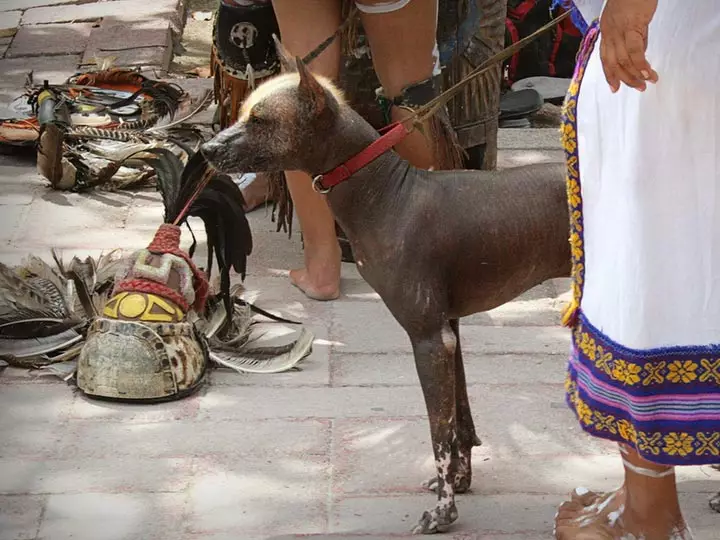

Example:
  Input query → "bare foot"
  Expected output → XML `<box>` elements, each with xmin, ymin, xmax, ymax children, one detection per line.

<box><xmin>289</xmin><ymin>247</ymin><xmax>340</xmax><ymax>301</ymax></box>
<box><xmin>555</xmin><ymin>485</ymin><xmax>692</xmax><ymax>540</ymax></box>
<box><xmin>555</xmin><ymin>487</ymin><xmax>626</xmax><ymax>539</ymax></box>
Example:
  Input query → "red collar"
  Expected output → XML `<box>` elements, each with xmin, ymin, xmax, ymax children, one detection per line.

<box><xmin>311</xmin><ymin>122</ymin><xmax>409</xmax><ymax>193</ymax></box>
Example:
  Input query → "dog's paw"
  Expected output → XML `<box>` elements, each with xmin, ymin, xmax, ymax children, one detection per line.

<box><xmin>411</xmin><ymin>503</ymin><xmax>458</xmax><ymax>535</ymax></box>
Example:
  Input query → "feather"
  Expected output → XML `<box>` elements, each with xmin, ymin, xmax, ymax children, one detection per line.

<box><xmin>209</xmin><ymin>327</ymin><xmax>313</xmax><ymax>374</ymax></box>
<box><xmin>37</xmin><ymin>359</ymin><xmax>78</xmax><ymax>381</ymax></box>
<box><xmin>0</xmin><ymin>262</ymin><xmax>69</xmax><ymax>326</ymax></box>
<box><xmin>0</xmin><ymin>329</ymin><xmax>83</xmax><ymax>365</ymax></box>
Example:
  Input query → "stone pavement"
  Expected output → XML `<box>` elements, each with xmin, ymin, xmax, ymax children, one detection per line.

<box><xmin>0</xmin><ymin>0</ymin><xmax>184</xmax><ymax>107</ymax></box>
<box><xmin>0</xmin><ymin>131</ymin><xmax>718</xmax><ymax>540</ymax></box>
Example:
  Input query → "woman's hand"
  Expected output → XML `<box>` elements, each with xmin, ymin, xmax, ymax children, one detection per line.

<box><xmin>599</xmin><ymin>0</ymin><xmax>659</xmax><ymax>93</ymax></box>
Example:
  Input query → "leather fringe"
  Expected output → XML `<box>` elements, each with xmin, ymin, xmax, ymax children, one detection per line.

<box><xmin>427</xmin><ymin>106</ymin><xmax>466</xmax><ymax>170</ymax></box>
<box><xmin>210</xmin><ymin>45</ymin><xmax>251</xmax><ymax>131</ymax></box>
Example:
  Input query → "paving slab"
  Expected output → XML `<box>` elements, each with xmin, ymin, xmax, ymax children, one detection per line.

<box><xmin>0</xmin><ymin>495</ymin><xmax>45</xmax><ymax>540</ymax></box>
<box><xmin>187</xmin><ymin>455</ymin><xmax>329</xmax><ymax>536</ymax></box>
<box><xmin>331</xmin><ymin>353</ymin><xmax>569</xmax><ymax>387</ymax></box>
<box><xmin>0</xmin><ymin>54</ymin><xmax>80</xmax><ymax>89</ymax></box>
<box><xmin>1</xmin><ymin>0</ymin><xmax>92</xmax><ymax>11</ymax></box>
<box><xmin>330</xmin><ymin>301</ymin><xmax>570</xmax><ymax>354</ymax></box>
<box><xmin>0</xmin><ymin>10</ymin><xmax>21</xmax><ymax>38</ymax></box>
<box><xmin>498</xmin><ymin>128</ymin><xmax>562</xmax><ymax>150</ymax></box>
<box><xmin>0</xmin><ymin>456</ymin><xmax>193</xmax><ymax>495</ymax></box>
<box><xmin>22</xmin><ymin>0</ymin><xmax>184</xmax><ymax>32</ymax></box>
<box><xmin>8</xmin><ymin>22</ymin><xmax>93</xmax><ymax>58</ymax></box>
<box><xmin>61</xmin><ymin>418</ymin><xmax>330</xmax><ymax>459</ymax></box>
<box><xmin>37</xmin><ymin>492</ymin><xmax>188</xmax><ymax>540</ymax></box>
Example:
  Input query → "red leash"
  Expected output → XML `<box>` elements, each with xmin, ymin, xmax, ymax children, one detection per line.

<box><xmin>311</xmin><ymin>121</ymin><xmax>409</xmax><ymax>193</ymax></box>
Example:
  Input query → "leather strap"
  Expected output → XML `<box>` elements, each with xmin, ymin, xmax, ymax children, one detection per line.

<box><xmin>312</xmin><ymin>122</ymin><xmax>409</xmax><ymax>193</ymax></box>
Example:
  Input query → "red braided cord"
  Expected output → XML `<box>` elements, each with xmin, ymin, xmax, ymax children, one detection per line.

<box><xmin>111</xmin><ymin>224</ymin><xmax>209</xmax><ymax>312</ymax></box>
<box><xmin>146</xmin><ymin>224</ymin><xmax>209</xmax><ymax>311</ymax></box>
<box><xmin>114</xmin><ymin>279</ymin><xmax>191</xmax><ymax>313</ymax></box>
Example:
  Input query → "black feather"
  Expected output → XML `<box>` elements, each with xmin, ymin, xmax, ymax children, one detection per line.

<box><xmin>142</xmin><ymin>150</ymin><xmax>253</xmax><ymax>327</ymax></box>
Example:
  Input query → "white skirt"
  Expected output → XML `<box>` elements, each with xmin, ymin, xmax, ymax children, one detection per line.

<box><xmin>576</xmin><ymin>1</ymin><xmax>720</xmax><ymax>350</ymax></box>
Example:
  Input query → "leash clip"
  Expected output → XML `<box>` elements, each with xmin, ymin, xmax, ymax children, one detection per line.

<box><xmin>312</xmin><ymin>174</ymin><xmax>331</xmax><ymax>194</ymax></box>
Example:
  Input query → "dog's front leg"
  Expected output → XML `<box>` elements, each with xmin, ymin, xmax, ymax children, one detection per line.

<box><xmin>410</xmin><ymin>322</ymin><xmax>459</xmax><ymax>534</ymax></box>
<box><xmin>424</xmin><ymin>319</ymin><xmax>481</xmax><ymax>495</ymax></box>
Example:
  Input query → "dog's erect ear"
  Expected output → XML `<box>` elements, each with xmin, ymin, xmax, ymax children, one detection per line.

<box><xmin>272</xmin><ymin>34</ymin><xmax>296</xmax><ymax>73</ymax></box>
<box><xmin>295</xmin><ymin>55</ymin><xmax>326</xmax><ymax>115</ymax></box>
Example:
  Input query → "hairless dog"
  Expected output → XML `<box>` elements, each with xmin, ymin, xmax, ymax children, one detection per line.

<box><xmin>201</xmin><ymin>46</ymin><xmax>571</xmax><ymax>534</ymax></box>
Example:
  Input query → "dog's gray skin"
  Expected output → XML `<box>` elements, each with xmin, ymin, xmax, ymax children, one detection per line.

<box><xmin>201</xmin><ymin>50</ymin><xmax>571</xmax><ymax>534</ymax></box>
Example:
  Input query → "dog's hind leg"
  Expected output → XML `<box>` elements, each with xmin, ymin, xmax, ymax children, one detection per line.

<box><xmin>424</xmin><ymin>318</ymin><xmax>481</xmax><ymax>495</ymax></box>
<box><xmin>410</xmin><ymin>321</ymin><xmax>460</xmax><ymax>534</ymax></box>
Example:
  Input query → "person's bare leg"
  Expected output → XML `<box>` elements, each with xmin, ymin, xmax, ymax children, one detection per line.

<box><xmin>356</xmin><ymin>0</ymin><xmax>439</xmax><ymax>170</ymax></box>
<box><xmin>272</xmin><ymin>0</ymin><xmax>341</xmax><ymax>300</ymax></box>
<box><xmin>555</xmin><ymin>444</ymin><xmax>690</xmax><ymax>539</ymax></box>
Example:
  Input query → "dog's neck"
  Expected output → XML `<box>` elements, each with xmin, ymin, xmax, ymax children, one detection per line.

<box><xmin>313</xmin><ymin>105</ymin><xmax>413</xmax><ymax>237</ymax></box>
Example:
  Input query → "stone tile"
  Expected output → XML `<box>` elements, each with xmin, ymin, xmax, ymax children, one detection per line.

<box><xmin>0</xmin><ymin>457</ymin><xmax>192</xmax><ymax>494</ymax></box>
<box><xmin>462</xmin><ymin>297</ymin><xmax>563</xmax><ymax>327</ymax></box>
<box><xmin>0</xmin><ymin>204</ymin><xmax>29</xmax><ymax>245</ymax></box>
<box><xmin>0</xmin><ymin>55</ymin><xmax>80</xmax><ymax>89</ymax></box>
<box><xmin>330</xmin><ymin>494</ymin><xmax>558</xmax><ymax>535</ymax></box>
<box><xmin>497</xmin><ymin>149</ymin><xmax>565</xmax><ymax>169</ymax></box>
<box><xmin>198</xmin><ymin>385</ymin><xmax>428</xmax><ymax>421</ymax></box>
<box><xmin>12</xmin><ymin>191</ymin><xmax>131</xmax><ymax>250</ymax></box>
<box><xmin>68</xmin><ymin>391</ymin><xmax>200</xmax><ymax>423</ymax></box>
<box><xmin>22</xmin><ymin>0</ymin><xmax>184</xmax><ymax>32</ymax></box>
<box><xmin>89</xmin><ymin>17</ymin><xmax>172</xmax><ymax>50</ymax></box>
<box><xmin>0</xmin><ymin>495</ymin><xmax>45</xmax><ymax>540</ymax></box>
<box><xmin>2</xmin><ymin>0</ymin><xmax>90</xmax><ymax>10</ymax></box>
<box><xmin>0</xmin><ymin>11</ymin><xmax>20</xmax><ymax>39</ymax></box>
<box><xmin>82</xmin><ymin>46</ymin><xmax>172</xmax><ymax>71</ymax></box>
<box><xmin>331</xmin><ymin>353</ymin><xmax>568</xmax><ymax>387</ymax></box>
<box><xmin>187</xmin><ymin>455</ymin><xmax>328</xmax><ymax>536</ymax></box>
<box><xmin>498</xmin><ymin>128</ymin><xmax>562</xmax><ymax>150</ymax></box>
<box><xmin>37</xmin><ymin>492</ymin><xmax>187</xmax><ymax>540</ymax></box>
<box><xmin>330</xmin><ymin>301</ymin><xmax>570</xmax><ymax>354</ymax></box>
<box><xmin>0</xmin><ymin>421</ymin><xmax>71</xmax><ymax>459</ymax></box>
<box><xmin>331</xmin><ymin>405</ymin><xmax>615</xmax><ymax>496</ymax></box>
<box><xmin>0</xmin><ymin>36</ymin><xmax>11</xmax><ymax>57</ymax></box>
<box><xmin>62</xmin><ymin>419</ymin><xmax>329</xmax><ymax>459</ymax></box>
<box><xmin>0</xmin><ymin>384</ymin><xmax>74</xmax><ymax>427</ymax></box>
<box><xmin>8</xmin><ymin>22</ymin><xmax>93</xmax><ymax>58</ymax></box>
<box><xmin>0</xmin><ymin>161</ymin><xmax>45</xmax><ymax>205</ymax></box>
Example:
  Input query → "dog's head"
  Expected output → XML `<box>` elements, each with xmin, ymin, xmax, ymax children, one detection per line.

<box><xmin>201</xmin><ymin>38</ymin><xmax>345</xmax><ymax>175</ymax></box>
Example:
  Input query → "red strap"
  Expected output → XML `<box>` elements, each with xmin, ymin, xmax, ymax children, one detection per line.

<box><xmin>314</xmin><ymin>122</ymin><xmax>409</xmax><ymax>191</ymax></box>
<box><xmin>508</xmin><ymin>0</ymin><xmax>536</xmax><ymax>20</ymax></box>
<box><xmin>505</xmin><ymin>18</ymin><xmax>521</xmax><ymax>84</ymax></box>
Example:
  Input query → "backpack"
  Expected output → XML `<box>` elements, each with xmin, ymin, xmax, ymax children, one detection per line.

<box><xmin>504</xmin><ymin>0</ymin><xmax>583</xmax><ymax>85</ymax></box>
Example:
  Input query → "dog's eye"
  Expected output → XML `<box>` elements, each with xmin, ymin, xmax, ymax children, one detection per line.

<box><xmin>249</xmin><ymin>114</ymin><xmax>269</xmax><ymax>125</ymax></box>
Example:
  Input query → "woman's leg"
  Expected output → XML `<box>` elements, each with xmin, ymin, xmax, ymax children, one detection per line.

<box><xmin>355</xmin><ymin>0</ymin><xmax>440</xmax><ymax>170</ymax></box>
<box><xmin>272</xmin><ymin>0</ymin><xmax>342</xmax><ymax>301</ymax></box>
<box><xmin>555</xmin><ymin>444</ymin><xmax>689</xmax><ymax>539</ymax></box>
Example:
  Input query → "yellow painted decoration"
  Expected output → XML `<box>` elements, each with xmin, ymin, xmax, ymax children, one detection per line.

<box><xmin>103</xmin><ymin>292</ymin><xmax>128</xmax><ymax>319</ymax></box>
<box><xmin>118</xmin><ymin>293</ymin><xmax>148</xmax><ymax>319</ymax></box>
<box><xmin>140</xmin><ymin>294</ymin><xmax>183</xmax><ymax>322</ymax></box>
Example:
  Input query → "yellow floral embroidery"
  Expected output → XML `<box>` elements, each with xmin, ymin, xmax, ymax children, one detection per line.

<box><xmin>561</xmin><ymin>123</ymin><xmax>577</xmax><ymax>155</ymax></box>
<box><xmin>576</xmin><ymin>399</ymin><xmax>593</xmax><ymax>426</ymax></box>
<box><xmin>594</xmin><ymin>345</ymin><xmax>613</xmax><ymax>377</ymax></box>
<box><xmin>611</xmin><ymin>360</ymin><xmax>641</xmax><ymax>386</ymax></box>
<box><xmin>637</xmin><ymin>432</ymin><xmax>662</xmax><ymax>456</ymax></box>
<box><xmin>617</xmin><ymin>420</ymin><xmax>637</xmax><ymax>445</ymax></box>
<box><xmin>570</xmin><ymin>232</ymin><xmax>584</xmax><ymax>262</ymax></box>
<box><xmin>567</xmin><ymin>179</ymin><xmax>581</xmax><ymax>208</ymax></box>
<box><xmin>593</xmin><ymin>412</ymin><xmax>618</xmax><ymax>434</ymax></box>
<box><xmin>667</xmin><ymin>361</ymin><xmax>698</xmax><ymax>384</ymax></box>
<box><xmin>664</xmin><ymin>433</ymin><xmax>694</xmax><ymax>457</ymax></box>
<box><xmin>579</xmin><ymin>333</ymin><xmax>596</xmax><ymax>361</ymax></box>
<box><xmin>642</xmin><ymin>361</ymin><xmax>666</xmax><ymax>386</ymax></box>
<box><xmin>695</xmin><ymin>433</ymin><xmax>720</xmax><ymax>457</ymax></box>
<box><xmin>699</xmin><ymin>358</ymin><xmax>720</xmax><ymax>384</ymax></box>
